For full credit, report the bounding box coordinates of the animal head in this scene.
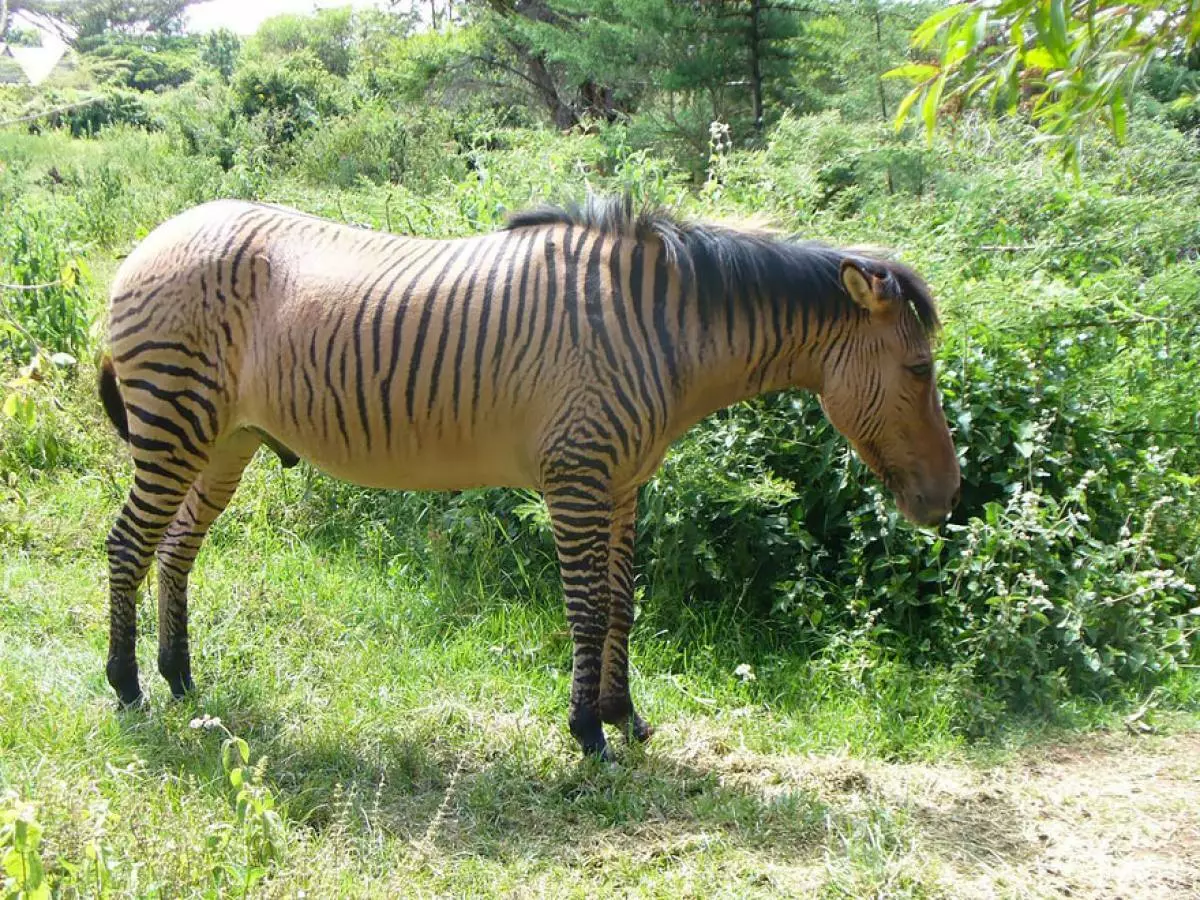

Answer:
[817,256,960,527]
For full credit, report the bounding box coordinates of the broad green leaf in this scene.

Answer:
[922,74,946,141]
[893,83,925,131]
[2,393,18,419]
[1024,46,1057,69]
[1049,0,1069,52]
[911,3,969,47]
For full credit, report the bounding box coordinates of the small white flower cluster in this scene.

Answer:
[734,663,756,683]
[189,714,223,730]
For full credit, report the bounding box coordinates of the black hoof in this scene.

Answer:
[106,657,143,708]
[158,648,194,699]
[570,705,609,760]
[627,713,654,744]
[165,673,194,700]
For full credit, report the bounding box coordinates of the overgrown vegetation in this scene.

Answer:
[1,1,1198,895]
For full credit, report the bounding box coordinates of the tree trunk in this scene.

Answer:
[748,0,764,133]
[872,2,889,121]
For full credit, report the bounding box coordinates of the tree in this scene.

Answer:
[7,0,198,46]
[201,27,240,82]
[889,0,1200,168]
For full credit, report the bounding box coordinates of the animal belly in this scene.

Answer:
[250,412,537,492]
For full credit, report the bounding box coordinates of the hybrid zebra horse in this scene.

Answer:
[98,196,960,759]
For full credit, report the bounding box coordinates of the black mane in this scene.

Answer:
[505,195,940,334]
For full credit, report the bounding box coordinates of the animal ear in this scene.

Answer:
[840,259,897,315]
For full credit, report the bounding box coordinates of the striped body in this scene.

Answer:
[100,197,960,758]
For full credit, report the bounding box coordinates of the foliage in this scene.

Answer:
[39,88,155,136]
[294,103,466,189]
[1,794,48,900]
[889,0,1200,168]
[10,0,197,45]
[0,206,90,363]
[250,8,355,78]
[80,33,198,92]
[200,27,240,83]
[231,50,344,145]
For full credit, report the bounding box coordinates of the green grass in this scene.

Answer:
[2,440,1196,897]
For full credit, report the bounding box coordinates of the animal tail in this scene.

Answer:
[98,353,130,442]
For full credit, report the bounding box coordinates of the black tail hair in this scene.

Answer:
[98,354,129,442]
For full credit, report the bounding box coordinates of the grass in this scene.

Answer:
[2,429,1198,897]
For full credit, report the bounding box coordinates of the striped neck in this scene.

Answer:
[667,278,837,439]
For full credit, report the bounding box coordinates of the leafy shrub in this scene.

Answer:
[81,34,198,92]
[294,103,465,189]
[46,90,155,137]
[0,206,91,362]
[232,52,345,144]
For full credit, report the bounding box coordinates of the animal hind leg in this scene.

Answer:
[155,429,261,697]
[106,449,203,706]
[597,492,652,743]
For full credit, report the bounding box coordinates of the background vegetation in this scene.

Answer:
[1,1,1198,895]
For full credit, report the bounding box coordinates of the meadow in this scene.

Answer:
[1,6,1199,894]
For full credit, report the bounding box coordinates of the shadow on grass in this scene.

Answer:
[111,690,833,866]
[108,686,1054,881]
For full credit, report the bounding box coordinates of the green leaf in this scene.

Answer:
[922,74,946,141]
[893,83,924,131]
[911,3,969,48]
[883,63,939,82]
[1,393,17,419]
[1024,46,1057,70]
[1111,86,1127,142]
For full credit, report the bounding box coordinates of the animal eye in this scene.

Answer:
[907,362,933,378]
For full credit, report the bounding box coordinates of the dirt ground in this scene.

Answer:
[704,729,1200,898]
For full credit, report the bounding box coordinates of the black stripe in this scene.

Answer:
[122,379,214,445]
[110,285,166,326]
[132,362,222,393]
[228,217,273,298]
[626,244,668,423]
[505,230,542,399]
[490,227,533,395]
[126,404,206,459]
[323,308,349,448]
[406,241,473,423]
[110,312,159,345]
[380,241,458,446]
[535,238,558,367]
[650,249,679,394]
[428,237,489,417]
[607,244,657,435]
[468,239,505,423]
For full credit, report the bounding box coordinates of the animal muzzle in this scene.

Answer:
[899,477,961,527]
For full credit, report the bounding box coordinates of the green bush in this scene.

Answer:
[232,51,345,144]
[44,89,155,137]
[294,104,466,189]
[0,205,91,363]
